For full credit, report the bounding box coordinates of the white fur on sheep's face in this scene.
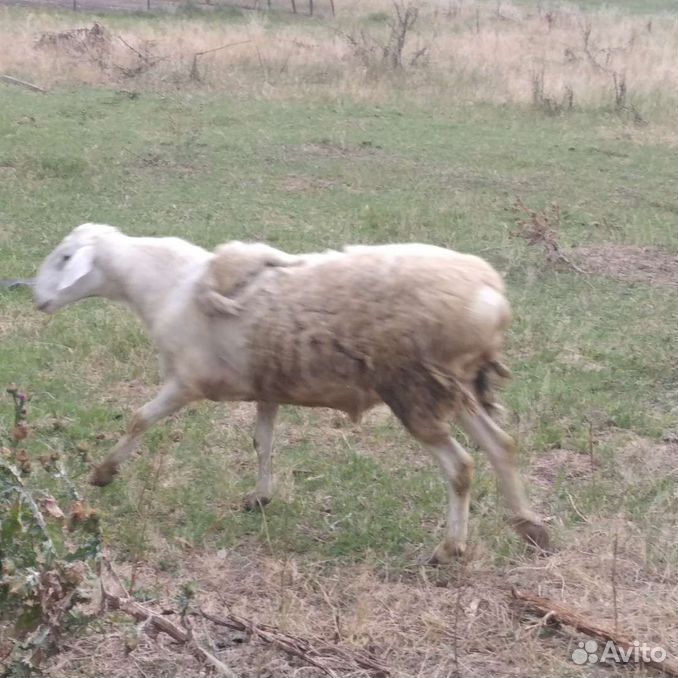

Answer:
[33,223,117,313]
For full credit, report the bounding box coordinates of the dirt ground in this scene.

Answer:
[572,245,676,288]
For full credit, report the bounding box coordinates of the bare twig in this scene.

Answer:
[565,492,588,523]
[189,39,253,82]
[117,35,150,62]
[588,420,595,472]
[102,555,130,598]
[314,578,342,642]
[512,197,588,275]
[387,1,419,69]
[100,558,388,678]
[102,589,238,677]
[104,589,189,641]
[201,608,390,677]
[193,39,253,59]
[201,608,338,677]
[611,529,619,633]
[0,75,47,93]
[511,588,678,677]
[452,566,462,678]
[115,35,167,78]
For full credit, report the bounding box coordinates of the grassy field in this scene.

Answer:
[0,0,676,676]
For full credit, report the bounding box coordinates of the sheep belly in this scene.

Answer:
[247,310,381,420]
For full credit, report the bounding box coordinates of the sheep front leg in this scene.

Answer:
[90,380,191,487]
[458,409,550,551]
[243,401,279,510]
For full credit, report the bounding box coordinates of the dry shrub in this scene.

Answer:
[511,197,587,274]
[341,1,427,73]
[0,0,674,122]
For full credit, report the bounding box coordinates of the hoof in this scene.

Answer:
[89,461,117,487]
[242,493,271,511]
[513,518,551,554]
[427,540,466,565]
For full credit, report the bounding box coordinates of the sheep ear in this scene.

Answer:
[57,245,95,291]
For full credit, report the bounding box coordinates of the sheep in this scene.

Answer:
[34,223,549,563]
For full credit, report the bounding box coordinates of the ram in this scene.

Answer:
[34,224,548,563]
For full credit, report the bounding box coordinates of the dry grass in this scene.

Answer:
[44,476,677,677]
[0,0,675,123]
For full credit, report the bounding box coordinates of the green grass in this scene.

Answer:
[0,82,675,571]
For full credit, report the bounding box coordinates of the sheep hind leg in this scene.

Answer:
[458,409,550,552]
[379,378,473,563]
[393,411,474,563]
[90,379,192,487]
[243,401,278,511]
[422,434,475,563]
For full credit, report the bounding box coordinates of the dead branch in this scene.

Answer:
[512,197,587,275]
[189,39,253,82]
[201,608,391,677]
[201,608,337,677]
[117,35,150,62]
[511,588,678,677]
[104,589,189,641]
[0,75,47,93]
[100,579,389,678]
[102,589,237,678]
[115,35,167,78]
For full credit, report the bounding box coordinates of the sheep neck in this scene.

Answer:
[103,236,205,334]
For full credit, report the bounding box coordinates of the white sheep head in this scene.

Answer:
[34,223,119,313]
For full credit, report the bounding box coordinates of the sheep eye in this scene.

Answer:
[62,254,71,263]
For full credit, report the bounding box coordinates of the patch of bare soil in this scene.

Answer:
[297,140,384,159]
[530,448,597,492]
[604,428,678,482]
[528,430,678,511]
[279,174,337,193]
[572,244,676,288]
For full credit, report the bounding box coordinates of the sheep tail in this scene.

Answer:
[473,359,511,419]
[195,279,243,317]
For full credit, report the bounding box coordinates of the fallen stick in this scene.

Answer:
[511,588,678,677]
[102,585,389,677]
[201,608,338,678]
[201,608,390,677]
[103,589,237,678]
[0,75,47,93]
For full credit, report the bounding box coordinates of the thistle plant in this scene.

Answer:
[1,386,102,676]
